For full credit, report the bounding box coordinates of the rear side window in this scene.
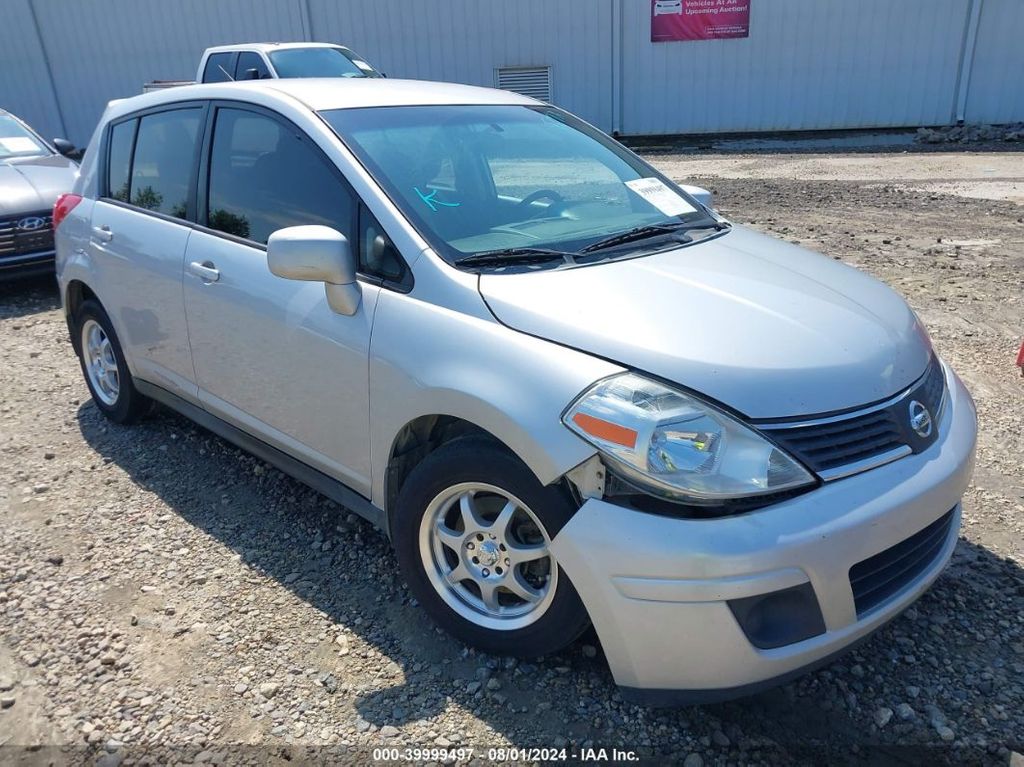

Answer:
[203,53,235,83]
[128,109,201,218]
[106,119,136,202]
[206,107,354,245]
[235,52,271,81]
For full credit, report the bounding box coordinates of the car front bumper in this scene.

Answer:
[550,362,977,704]
[0,249,56,280]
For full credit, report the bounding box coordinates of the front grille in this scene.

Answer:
[770,408,904,472]
[0,211,54,260]
[849,508,955,616]
[761,357,946,478]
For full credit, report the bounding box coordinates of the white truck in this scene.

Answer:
[145,42,382,92]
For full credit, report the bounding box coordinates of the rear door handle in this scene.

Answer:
[188,260,220,283]
[91,225,113,243]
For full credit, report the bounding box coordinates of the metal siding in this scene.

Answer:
[620,0,972,135]
[964,0,1024,124]
[2,0,1023,146]
[28,0,307,145]
[0,0,65,142]
[306,0,615,130]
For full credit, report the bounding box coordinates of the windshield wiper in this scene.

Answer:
[455,247,577,268]
[580,219,729,254]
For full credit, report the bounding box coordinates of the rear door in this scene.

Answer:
[181,103,380,494]
[88,104,205,399]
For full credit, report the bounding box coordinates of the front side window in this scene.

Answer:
[322,105,714,268]
[206,108,354,245]
[235,52,271,81]
[129,108,201,218]
[106,119,137,202]
[0,113,49,159]
[268,47,378,78]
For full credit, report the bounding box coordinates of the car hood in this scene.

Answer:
[478,225,932,419]
[0,155,77,217]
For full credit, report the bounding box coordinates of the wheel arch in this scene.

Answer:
[380,403,598,540]
[64,279,100,354]
[383,415,507,536]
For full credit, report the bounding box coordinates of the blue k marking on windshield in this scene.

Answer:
[415,187,461,212]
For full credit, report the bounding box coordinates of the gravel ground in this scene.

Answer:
[1,147,1023,766]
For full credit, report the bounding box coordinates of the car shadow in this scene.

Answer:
[76,400,1020,764]
[0,274,61,319]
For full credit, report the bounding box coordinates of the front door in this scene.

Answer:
[182,105,378,495]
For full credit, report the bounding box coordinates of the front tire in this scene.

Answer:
[75,299,150,424]
[393,437,590,657]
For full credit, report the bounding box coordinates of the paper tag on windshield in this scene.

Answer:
[353,60,373,71]
[0,137,38,153]
[625,178,696,217]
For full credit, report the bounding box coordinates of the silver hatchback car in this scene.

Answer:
[55,79,976,704]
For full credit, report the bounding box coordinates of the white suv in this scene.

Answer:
[54,78,976,704]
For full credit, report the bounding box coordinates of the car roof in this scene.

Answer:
[104,78,538,121]
[204,42,353,54]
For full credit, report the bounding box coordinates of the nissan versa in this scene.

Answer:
[54,79,977,703]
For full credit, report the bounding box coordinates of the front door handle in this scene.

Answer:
[189,260,220,283]
[91,225,113,243]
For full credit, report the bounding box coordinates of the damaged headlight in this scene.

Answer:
[563,373,816,505]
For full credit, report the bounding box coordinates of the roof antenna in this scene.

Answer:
[218,64,235,81]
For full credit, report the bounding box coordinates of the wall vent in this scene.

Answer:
[495,66,552,102]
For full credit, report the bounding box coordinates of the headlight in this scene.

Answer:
[562,373,815,504]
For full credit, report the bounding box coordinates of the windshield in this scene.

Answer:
[320,105,716,268]
[269,48,381,79]
[0,114,49,160]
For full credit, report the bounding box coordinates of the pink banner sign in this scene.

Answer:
[651,0,750,42]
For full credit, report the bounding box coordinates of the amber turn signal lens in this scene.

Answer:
[571,412,638,449]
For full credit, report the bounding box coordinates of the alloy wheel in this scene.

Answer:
[418,482,558,631]
[81,319,120,406]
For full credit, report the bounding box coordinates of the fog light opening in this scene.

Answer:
[728,582,826,650]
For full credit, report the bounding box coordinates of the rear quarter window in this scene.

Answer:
[106,119,136,202]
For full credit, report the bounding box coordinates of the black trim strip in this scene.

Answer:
[134,380,386,532]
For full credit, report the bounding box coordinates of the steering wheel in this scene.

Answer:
[517,189,566,217]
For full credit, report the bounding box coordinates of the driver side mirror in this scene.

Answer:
[679,184,714,210]
[243,68,261,80]
[267,225,361,316]
[52,138,76,158]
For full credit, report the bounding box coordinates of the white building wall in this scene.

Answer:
[306,0,615,133]
[619,0,973,135]
[0,0,1021,146]
[963,0,1024,124]
[28,0,309,145]
[0,0,65,143]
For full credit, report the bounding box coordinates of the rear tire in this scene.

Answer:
[393,437,590,657]
[74,299,150,424]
